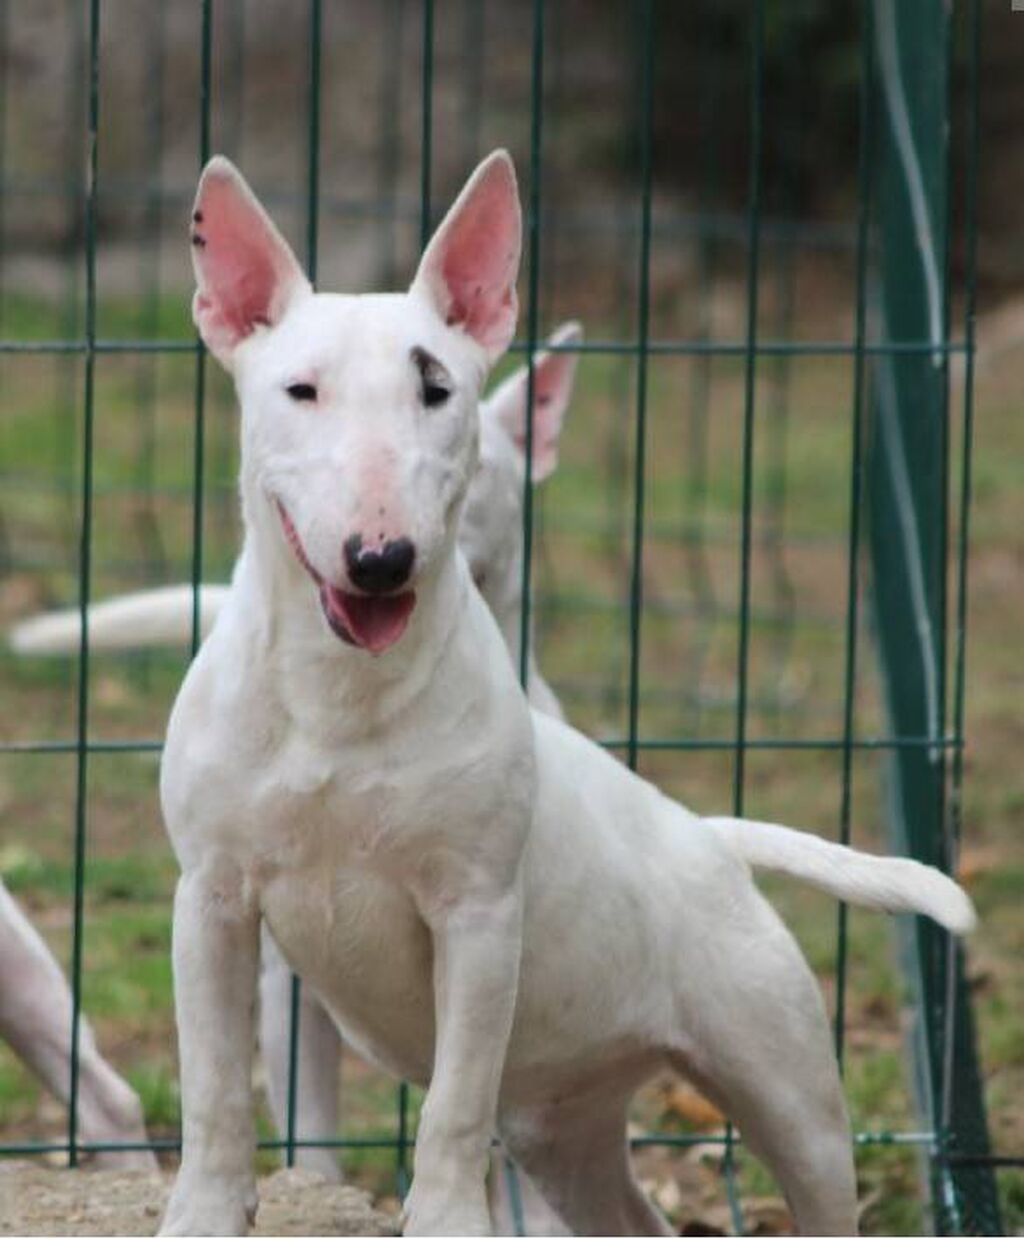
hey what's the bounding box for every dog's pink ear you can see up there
[190,156,310,367]
[485,321,581,481]
[411,150,522,363]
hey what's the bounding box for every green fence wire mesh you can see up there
[0,0,1004,1234]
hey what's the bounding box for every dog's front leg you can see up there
[404,888,523,1237]
[160,861,260,1237]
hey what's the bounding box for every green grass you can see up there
[1,288,1021,1233]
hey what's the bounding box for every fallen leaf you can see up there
[660,1081,725,1131]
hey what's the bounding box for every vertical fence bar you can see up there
[834,0,874,1070]
[190,1,212,656]
[761,251,796,720]
[58,0,87,559]
[723,2,765,1229]
[624,0,654,771]
[732,0,764,818]
[418,0,433,249]
[213,0,247,548]
[375,0,403,288]
[684,2,720,732]
[283,0,324,1171]
[599,5,640,727]
[949,0,981,1087]
[459,0,485,173]
[0,0,8,335]
[67,0,101,1168]
[495,11,548,1228]
[131,1,169,616]
[516,0,545,691]
[0,0,10,571]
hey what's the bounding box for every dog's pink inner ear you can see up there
[417,155,521,361]
[191,166,306,362]
[498,346,577,482]
[438,183,518,351]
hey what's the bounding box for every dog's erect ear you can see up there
[484,321,582,482]
[411,150,522,364]
[189,156,310,367]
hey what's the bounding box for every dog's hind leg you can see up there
[500,1095,672,1237]
[259,925,342,1180]
[674,1053,856,1237]
[670,907,859,1235]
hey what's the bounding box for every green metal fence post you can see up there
[867,0,999,1232]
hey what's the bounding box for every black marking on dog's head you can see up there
[411,347,453,409]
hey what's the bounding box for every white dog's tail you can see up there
[708,816,976,935]
[8,585,229,655]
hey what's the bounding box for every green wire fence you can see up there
[0,0,1005,1234]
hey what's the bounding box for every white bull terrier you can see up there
[7,324,580,1186]
[115,152,977,1236]
[0,879,156,1168]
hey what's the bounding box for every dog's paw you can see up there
[158,1174,257,1236]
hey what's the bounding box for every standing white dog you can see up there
[7,324,580,1185]
[154,150,970,1237]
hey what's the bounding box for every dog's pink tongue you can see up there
[322,586,416,654]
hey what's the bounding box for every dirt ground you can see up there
[0,1164,397,1237]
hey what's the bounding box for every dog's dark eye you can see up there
[423,379,451,408]
[411,347,452,409]
[286,382,318,403]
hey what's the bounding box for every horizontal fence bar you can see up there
[0,1128,946,1158]
[0,740,166,755]
[0,337,971,358]
[0,735,963,757]
[599,735,963,753]
[942,1155,1024,1170]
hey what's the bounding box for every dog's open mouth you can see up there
[319,585,416,654]
[276,502,416,655]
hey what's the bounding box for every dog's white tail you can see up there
[8,585,229,655]
[708,816,976,935]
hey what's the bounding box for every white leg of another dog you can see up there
[403,889,524,1237]
[0,880,156,1170]
[159,865,261,1236]
[487,1153,574,1237]
[501,1096,672,1237]
[259,925,342,1181]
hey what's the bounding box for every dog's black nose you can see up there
[344,535,416,594]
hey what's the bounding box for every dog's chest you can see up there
[261,858,436,1083]
[232,709,513,881]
